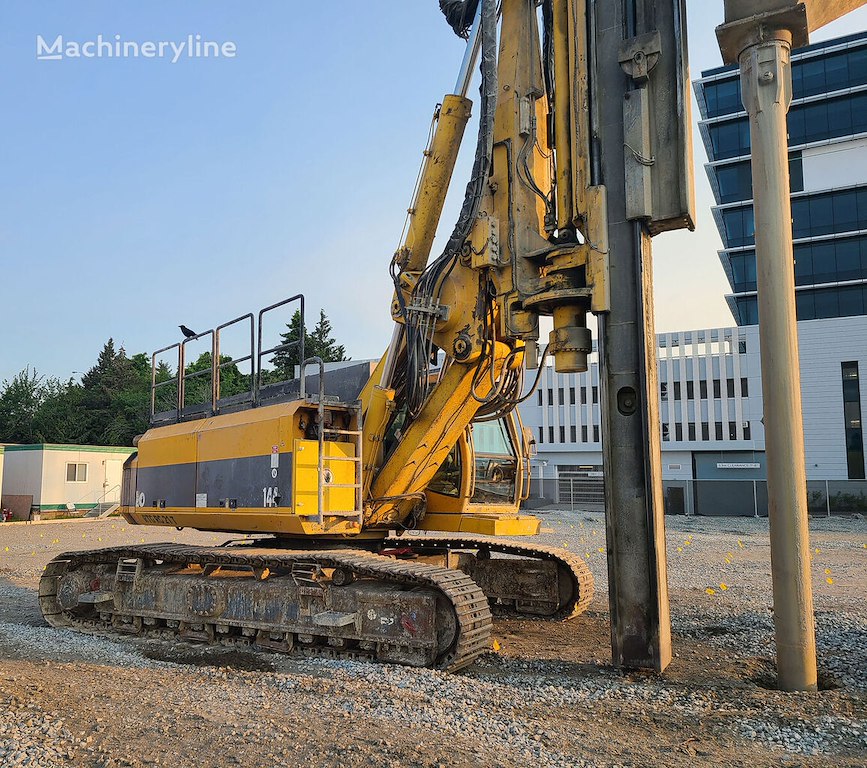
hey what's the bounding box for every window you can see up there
[569,387,576,405]
[686,380,695,399]
[699,380,708,399]
[741,378,749,397]
[593,425,600,443]
[581,425,588,443]
[537,390,543,406]
[726,379,736,398]
[66,463,88,482]
[703,76,741,118]
[558,388,565,405]
[688,423,696,441]
[743,422,752,440]
[592,386,599,404]
[570,425,577,442]
[842,362,865,479]
[673,381,681,400]
[701,422,710,441]
[428,445,462,497]
[729,422,738,440]
[736,297,760,325]
[662,424,670,442]
[580,387,588,405]
[660,382,669,401]
[548,426,555,444]
[715,422,724,440]
[547,389,553,406]
[538,427,544,443]
[559,426,566,443]
[714,154,803,204]
[713,379,721,399]
[675,423,683,441]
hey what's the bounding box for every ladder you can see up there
[301,356,364,527]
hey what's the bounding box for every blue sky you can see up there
[1,2,866,383]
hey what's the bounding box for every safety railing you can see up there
[151,343,183,421]
[149,294,308,424]
[215,313,255,409]
[180,329,217,417]
[257,294,305,396]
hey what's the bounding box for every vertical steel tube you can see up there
[552,0,574,230]
[740,34,817,692]
[454,3,484,97]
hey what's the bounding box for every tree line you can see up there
[0,310,347,447]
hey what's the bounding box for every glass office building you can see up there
[694,32,867,325]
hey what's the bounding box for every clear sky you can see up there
[2,2,866,383]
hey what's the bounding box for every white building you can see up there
[518,316,867,515]
[1,444,134,519]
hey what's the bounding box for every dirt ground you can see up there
[0,512,865,768]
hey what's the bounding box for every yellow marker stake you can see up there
[706,588,716,595]
[720,583,729,591]
[826,577,834,585]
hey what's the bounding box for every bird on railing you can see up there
[179,325,197,339]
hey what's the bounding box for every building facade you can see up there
[1,444,134,519]
[518,316,867,515]
[694,32,867,325]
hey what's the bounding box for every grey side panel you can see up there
[135,454,293,509]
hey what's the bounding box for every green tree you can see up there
[0,367,45,443]
[270,309,347,380]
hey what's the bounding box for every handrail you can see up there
[215,313,255,408]
[181,329,217,414]
[150,343,183,419]
[256,294,305,401]
[149,294,306,423]
[72,483,122,507]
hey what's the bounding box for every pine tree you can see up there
[270,309,347,380]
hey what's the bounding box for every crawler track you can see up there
[39,544,493,671]
[384,532,594,619]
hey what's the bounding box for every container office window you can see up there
[537,390,543,406]
[570,425,577,442]
[593,426,600,443]
[673,381,681,400]
[686,381,695,399]
[559,426,566,443]
[538,427,544,443]
[699,380,708,399]
[741,378,749,397]
[592,386,599,404]
[662,424,670,442]
[728,422,738,440]
[547,389,553,406]
[569,387,576,405]
[726,379,736,398]
[548,426,555,444]
[842,362,865,479]
[715,422,724,440]
[688,423,697,441]
[580,387,588,404]
[743,422,752,440]
[66,463,88,482]
[713,379,722,398]
[675,423,683,441]
[701,422,710,441]
[581,425,588,443]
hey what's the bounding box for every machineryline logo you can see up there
[36,34,237,63]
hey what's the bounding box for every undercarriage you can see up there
[39,535,593,671]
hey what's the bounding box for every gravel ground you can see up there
[0,513,864,767]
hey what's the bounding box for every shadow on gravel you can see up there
[0,579,45,627]
[141,644,275,672]
[748,657,843,691]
